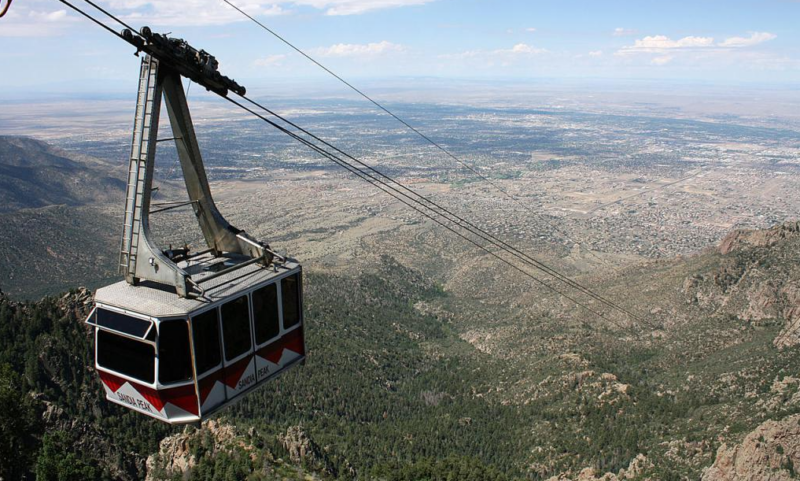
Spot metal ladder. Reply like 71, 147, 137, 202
119, 58, 159, 278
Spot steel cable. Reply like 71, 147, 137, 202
64, 0, 653, 332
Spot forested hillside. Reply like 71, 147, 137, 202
3, 227, 800, 480
0, 257, 515, 480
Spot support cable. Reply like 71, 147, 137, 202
65, 0, 652, 331
81, 0, 136, 31
237, 95, 650, 326
222, 0, 610, 267
59, 0, 127, 40
223, 95, 616, 332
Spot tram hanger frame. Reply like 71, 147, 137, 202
119, 55, 273, 298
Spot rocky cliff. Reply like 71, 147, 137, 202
545, 454, 652, 481
682, 221, 800, 348
145, 421, 342, 480
719, 222, 800, 256
702, 413, 800, 481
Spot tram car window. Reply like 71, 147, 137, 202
97, 330, 155, 384
282, 274, 301, 329
158, 321, 193, 384
191, 309, 222, 375
253, 283, 280, 344
221, 295, 252, 361
95, 308, 153, 339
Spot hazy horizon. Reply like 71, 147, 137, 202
2, 0, 799, 93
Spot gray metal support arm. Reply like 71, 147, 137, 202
119, 55, 272, 297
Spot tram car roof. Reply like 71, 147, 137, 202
95, 252, 301, 319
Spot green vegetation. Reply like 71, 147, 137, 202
224, 257, 527, 476
3, 236, 800, 479
0, 289, 176, 480
0, 364, 41, 480
35, 431, 100, 481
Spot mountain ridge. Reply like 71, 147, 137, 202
0, 136, 126, 212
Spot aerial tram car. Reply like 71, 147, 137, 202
85, 28, 305, 424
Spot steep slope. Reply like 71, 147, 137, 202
0, 288, 173, 481
0, 136, 189, 299
2, 147, 800, 481
702, 413, 800, 480
538, 221, 800, 478
0, 204, 119, 299
614, 220, 800, 347
0, 136, 126, 299
706, 222, 800, 348
399, 219, 800, 479
0, 258, 514, 480
0, 136, 126, 212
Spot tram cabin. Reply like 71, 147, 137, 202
86, 253, 305, 424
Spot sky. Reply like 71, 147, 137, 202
1, 0, 799, 94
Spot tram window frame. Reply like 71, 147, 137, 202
97, 330, 155, 384
220, 295, 252, 362
191, 308, 222, 375
158, 320, 193, 385
281, 273, 301, 329
93, 308, 152, 339
252, 282, 280, 345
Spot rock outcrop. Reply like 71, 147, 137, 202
702, 414, 800, 481
683, 221, 800, 348
146, 420, 244, 481
145, 422, 345, 481
546, 454, 652, 481
280, 425, 352, 478
280, 425, 326, 466
719, 221, 800, 255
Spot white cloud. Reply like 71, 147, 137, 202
718, 31, 777, 48
588, 50, 603, 57
613, 27, 637, 37
438, 43, 547, 69
618, 32, 777, 56
618, 35, 714, 54
311, 40, 405, 57
99, 0, 433, 26
292, 0, 434, 15
0, 6, 77, 37
2, 0, 433, 34
438, 50, 481, 60
101, 0, 286, 27
525, 27, 536, 33
253, 54, 287, 66
32, 9, 68, 21
507, 43, 545, 55
614, 31, 781, 68
442, 43, 546, 59
651, 55, 673, 65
